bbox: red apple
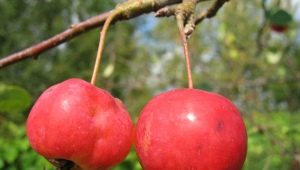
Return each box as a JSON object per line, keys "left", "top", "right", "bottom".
{"left": 271, "top": 24, "right": 288, "bottom": 33}
{"left": 135, "top": 88, "right": 247, "bottom": 170}
{"left": 26, "top": 78, "right": 134, "bottom": 170}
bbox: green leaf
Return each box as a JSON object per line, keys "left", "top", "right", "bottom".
{"left": 0, "top": 84, "right": 32, "bottom": 114}
{"left": 267, "top": 9, "right": 293, "bottom": 26}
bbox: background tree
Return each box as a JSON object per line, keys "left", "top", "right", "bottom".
{"left": 0, "top": 0, "right": 299, "bottom": 169}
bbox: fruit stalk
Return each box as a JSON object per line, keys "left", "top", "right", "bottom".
{"left": 176, "top": 15, "right": 194, "bottom": 89}
{"left": 91, "top": 11, "right": 119, "bottom": 85}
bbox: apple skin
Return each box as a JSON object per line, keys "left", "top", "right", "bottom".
{"left": 271, "top": 24, "right": 288, "bottom": 33}
{"left": 26, "top": 78, "right": 134, "bottom": 170}
{"left": 135, "top": 88, "right": 247, "bottom": 170}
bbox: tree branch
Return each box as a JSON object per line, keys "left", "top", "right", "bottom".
{"left": 155, "top": 0, "right": 227, "bottom": 37}
{"left": 0, "top": 12, "right": 110, "bottom": 68}
{"left": 255, "top": 0, "right": 268, "bottom": 57}
{"left": 194, "top": 0, "right": 229, "bottom": 25}
{"left": 0, "top": 0, "right": 219, "bottom": 69}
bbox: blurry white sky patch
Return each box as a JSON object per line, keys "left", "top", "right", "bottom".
{"left": 291, "top": 0, "right": 300, "bottom": 21}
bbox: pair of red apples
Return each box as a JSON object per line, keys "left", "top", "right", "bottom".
{"left": 26, "top": 78, "right": 247, "bottom": 170}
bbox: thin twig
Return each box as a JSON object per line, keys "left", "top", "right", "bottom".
{"left": 0, "top": 0, "right": 225, "bottom": 69}
{"left": 156, "top": 0, "right": 228, "bottom": 36}
{"left": 194, "top": 0, "right": 228, "bottom": 25}
{"left": 0, "top": 12, "right": 110, "bottom": 68}
{"left": 0, "top": 0, "right": 186, "bottom": 69}
{"left": 255, "top": 0, "right": 268, "bottom": 56}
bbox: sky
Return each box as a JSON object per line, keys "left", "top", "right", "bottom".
{"left": 291, "top": 0, "right": 300, "bottom": 21}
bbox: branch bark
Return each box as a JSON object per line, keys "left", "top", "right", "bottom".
{"left": 194, "top": 0, "right": 229, "bottom": 25}
{"left": 0, "top": 12, "right": 110, "bottom": 68}
{"left": 255, "top": 0, "right": 268, "bottom": 57}
{"left": 0, "top": 0, "right": 219, "bottom": 69}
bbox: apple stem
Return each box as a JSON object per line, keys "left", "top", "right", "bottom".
{"left": 91, "top": 11, "right": 117, "bottom": 85}
{"left": 176, "top": 15, "right": 194, "bottom": 89}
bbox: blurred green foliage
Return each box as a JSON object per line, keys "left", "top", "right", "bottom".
{"left": 0, "top": 0, "right": 299, "bottom": 169}
{"left": 244, "top": 112, "right": 300, "bottom": 170}
{"left": 0, "top": 83, "right": 52, "bottom": 170}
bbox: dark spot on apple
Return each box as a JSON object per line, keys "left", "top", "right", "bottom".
{"left": 196, "top": 144, "right": 202, "bottom": 153}
{"left": 48, "top": 159, "right": 75, "bottom": 170}
{"left": 216, "top": 121, "right": 224, "bottom": 132}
